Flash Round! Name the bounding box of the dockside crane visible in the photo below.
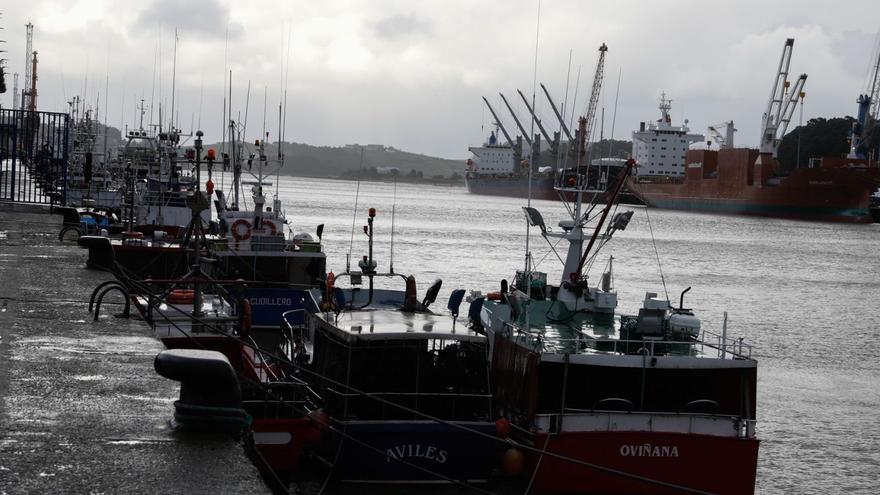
[758,38,807,161]
[21,22,36,112]
[579,43,608,167]
[847,35,880,159]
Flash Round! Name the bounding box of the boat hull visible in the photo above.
[321,420,502,483]
[629,148,880,223]
[521,430,759,494]
[466,173,560,201]
[466,173,643,204]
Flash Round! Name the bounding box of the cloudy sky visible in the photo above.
[2,0,879,159]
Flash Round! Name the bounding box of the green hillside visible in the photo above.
[203,141,465,179]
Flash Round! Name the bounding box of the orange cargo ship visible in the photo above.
[628,148,880,223]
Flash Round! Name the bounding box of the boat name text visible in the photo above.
[251,297,293,306]
[386,444,447,464]
[619,444,679,457]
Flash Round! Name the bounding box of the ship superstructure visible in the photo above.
[631,93,704,177]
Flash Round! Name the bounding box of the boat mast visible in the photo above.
[571,159,634,282]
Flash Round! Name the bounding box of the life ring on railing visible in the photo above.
[239,299,252,337]
[231,219,252,241]
[168,289,195,304]
[265,220,277,235]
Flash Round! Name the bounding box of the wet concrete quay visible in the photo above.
[0,205,269,494]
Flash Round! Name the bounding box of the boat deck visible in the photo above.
[485,299,753,360]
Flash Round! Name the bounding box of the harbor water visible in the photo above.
[225,174,879,494]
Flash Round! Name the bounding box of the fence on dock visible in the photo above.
[0,109,70,204]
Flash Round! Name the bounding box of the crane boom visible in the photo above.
[778,74,807,138]
[540,83,574,142]
[582,43,608,149]
[759,39,807,157]
[499,92,532,147]
[516,89,553,145]
[481,96,515,147]
[869,37,880,120]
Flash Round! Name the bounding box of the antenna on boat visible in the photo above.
[523,0,542,276]
[277,21,292,200]
[607,68,621,159]
[170,27,178,132]
[220,21,229,191]
[346,147,365,273]
[389,177,397,274]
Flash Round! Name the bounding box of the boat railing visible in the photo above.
[326,388,493,399]
[517,331,752,360]
[534,410,757,439]
[699,327,753,359]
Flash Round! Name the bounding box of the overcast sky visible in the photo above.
[2,0,879,159]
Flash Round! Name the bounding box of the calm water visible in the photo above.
[228,174,880,494]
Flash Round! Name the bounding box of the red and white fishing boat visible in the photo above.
[475,155,759,494]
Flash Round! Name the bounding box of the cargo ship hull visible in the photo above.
[465,173,560,201]
[466,172,643,204]
[629,148,880,223]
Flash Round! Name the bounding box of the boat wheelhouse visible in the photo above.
[305,282,501,484]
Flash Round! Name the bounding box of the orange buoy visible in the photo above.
[240,299,252,336]
[502,448,525,476]
[495,417,511,438]
[486,291,502,301]
[167,289,195,305]
[308,409,330,430]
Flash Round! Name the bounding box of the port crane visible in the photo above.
[578,43,608,166]
[847,34,880,159]
[708,121,736,149]
[758,38,807,159]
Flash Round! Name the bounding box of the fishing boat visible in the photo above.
[299,208,502,484]
[475,156,760,494]
[209,135,326,334]
[119,150,325,483]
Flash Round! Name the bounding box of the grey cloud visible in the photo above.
[135,0,243,39]
[372,14,432,40]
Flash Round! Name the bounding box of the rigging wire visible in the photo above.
[645,206,670,301]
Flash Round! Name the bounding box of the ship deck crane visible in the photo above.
[499,92,533,147]
[540,83,574,142]
[758,38,807,159]
[516,89,554,149]
[708,121,736,149]
[481,96,515,147]
[579,43,608,167]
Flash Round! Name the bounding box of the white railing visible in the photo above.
[534,410,757,439]
[504,317,753,360]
